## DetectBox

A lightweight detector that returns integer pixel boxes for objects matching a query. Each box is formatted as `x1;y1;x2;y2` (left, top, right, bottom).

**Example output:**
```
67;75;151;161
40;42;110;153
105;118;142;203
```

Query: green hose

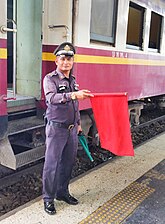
78;133;94;162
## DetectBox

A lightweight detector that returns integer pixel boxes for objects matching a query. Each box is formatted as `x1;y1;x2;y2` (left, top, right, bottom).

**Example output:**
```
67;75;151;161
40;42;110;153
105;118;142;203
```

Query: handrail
48;24;69;38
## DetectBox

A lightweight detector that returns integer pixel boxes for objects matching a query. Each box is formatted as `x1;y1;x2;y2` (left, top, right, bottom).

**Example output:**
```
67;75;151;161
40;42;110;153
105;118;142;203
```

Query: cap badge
64;45;71;52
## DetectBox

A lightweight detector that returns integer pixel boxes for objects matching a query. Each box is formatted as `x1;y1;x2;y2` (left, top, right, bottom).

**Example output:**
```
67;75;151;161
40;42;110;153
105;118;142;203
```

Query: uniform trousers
42;123;78;202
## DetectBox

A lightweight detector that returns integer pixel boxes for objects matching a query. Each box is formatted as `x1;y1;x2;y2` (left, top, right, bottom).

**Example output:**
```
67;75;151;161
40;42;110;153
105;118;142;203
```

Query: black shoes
44;201;56;215
44;194;78;214
56;194;79;205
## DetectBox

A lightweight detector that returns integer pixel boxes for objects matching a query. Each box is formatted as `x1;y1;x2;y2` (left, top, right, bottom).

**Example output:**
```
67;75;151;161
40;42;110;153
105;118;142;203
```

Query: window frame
126;1;145;50
148;11;163;52
90;0;118;45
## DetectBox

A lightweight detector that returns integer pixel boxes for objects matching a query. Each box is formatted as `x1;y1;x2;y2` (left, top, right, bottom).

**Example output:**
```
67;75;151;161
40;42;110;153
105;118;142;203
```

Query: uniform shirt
43;69;80;126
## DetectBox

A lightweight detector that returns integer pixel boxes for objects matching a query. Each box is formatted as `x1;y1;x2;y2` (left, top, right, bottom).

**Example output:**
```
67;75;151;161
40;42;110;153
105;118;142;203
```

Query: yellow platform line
79;181;155;224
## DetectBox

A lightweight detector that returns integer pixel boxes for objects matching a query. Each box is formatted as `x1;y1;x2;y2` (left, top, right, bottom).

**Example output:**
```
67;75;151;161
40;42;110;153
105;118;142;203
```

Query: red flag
90;93;134;156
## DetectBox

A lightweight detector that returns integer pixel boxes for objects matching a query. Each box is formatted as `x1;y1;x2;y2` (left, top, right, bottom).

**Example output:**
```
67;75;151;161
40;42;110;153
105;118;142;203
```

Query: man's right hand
72;90;94;100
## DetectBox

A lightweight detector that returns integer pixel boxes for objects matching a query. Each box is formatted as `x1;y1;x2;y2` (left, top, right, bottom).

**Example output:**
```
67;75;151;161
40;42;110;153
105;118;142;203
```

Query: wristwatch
71;92;77;100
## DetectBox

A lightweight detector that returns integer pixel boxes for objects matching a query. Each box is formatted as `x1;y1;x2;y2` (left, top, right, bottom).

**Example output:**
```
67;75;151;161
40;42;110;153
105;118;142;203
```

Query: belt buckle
68;124;74;130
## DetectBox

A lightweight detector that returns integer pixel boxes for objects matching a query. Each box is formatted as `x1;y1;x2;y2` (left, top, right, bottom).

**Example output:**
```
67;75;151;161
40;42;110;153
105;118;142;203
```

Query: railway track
0;110;165;216
131;114;165;146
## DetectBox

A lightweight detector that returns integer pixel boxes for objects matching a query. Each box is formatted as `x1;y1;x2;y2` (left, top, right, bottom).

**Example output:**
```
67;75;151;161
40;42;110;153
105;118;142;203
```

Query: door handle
0;25;17;33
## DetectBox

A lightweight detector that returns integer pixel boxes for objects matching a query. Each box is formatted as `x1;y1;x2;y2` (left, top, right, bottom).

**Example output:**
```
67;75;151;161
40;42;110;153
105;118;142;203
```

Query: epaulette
47;70;57;77
71;74;76;79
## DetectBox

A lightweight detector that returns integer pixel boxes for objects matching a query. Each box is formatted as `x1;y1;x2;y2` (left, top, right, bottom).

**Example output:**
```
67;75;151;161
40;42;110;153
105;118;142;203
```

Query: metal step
0;137;45;169
0;116;45;170
7;93;36;113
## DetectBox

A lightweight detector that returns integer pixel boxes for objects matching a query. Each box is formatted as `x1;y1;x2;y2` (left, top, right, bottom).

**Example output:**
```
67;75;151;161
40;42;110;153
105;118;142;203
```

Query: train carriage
0;1;8;139
0;0;165;169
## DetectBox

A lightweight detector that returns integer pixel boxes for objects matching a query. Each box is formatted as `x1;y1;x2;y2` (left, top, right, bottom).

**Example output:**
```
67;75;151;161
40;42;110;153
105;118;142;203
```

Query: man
42;42;93;215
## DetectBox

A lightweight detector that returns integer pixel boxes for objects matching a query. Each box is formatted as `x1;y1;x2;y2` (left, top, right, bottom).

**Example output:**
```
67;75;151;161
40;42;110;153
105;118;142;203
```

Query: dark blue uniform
42;69;80;202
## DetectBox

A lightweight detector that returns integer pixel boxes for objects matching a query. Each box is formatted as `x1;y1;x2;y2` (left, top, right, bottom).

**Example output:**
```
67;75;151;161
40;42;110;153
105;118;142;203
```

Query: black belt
48;121;75;130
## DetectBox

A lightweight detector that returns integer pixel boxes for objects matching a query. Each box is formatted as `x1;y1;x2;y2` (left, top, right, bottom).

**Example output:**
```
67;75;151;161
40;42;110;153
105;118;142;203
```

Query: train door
7;0;14;91
0;0;43;169
8;0;43;99
0;0;8;140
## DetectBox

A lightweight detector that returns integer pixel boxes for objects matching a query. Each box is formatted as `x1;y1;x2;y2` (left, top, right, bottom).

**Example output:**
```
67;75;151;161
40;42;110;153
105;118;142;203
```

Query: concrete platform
123;159;165;224
0;133;165;224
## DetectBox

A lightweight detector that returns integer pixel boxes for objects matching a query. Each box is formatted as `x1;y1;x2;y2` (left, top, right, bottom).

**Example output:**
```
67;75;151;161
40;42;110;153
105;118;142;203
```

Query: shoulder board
71;74;76;79
47;70;57;77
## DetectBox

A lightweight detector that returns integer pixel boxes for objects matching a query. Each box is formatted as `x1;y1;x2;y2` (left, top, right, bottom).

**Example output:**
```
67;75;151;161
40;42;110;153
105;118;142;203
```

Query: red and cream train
0;0;165;168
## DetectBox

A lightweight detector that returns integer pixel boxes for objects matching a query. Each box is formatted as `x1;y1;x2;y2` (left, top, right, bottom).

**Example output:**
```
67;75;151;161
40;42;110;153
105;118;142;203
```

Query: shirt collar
56;69;72;80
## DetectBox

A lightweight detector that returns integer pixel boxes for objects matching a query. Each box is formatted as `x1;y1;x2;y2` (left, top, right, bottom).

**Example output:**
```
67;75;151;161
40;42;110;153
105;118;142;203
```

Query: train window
126;2;145;50
148;12;162;52
90;0;118;44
